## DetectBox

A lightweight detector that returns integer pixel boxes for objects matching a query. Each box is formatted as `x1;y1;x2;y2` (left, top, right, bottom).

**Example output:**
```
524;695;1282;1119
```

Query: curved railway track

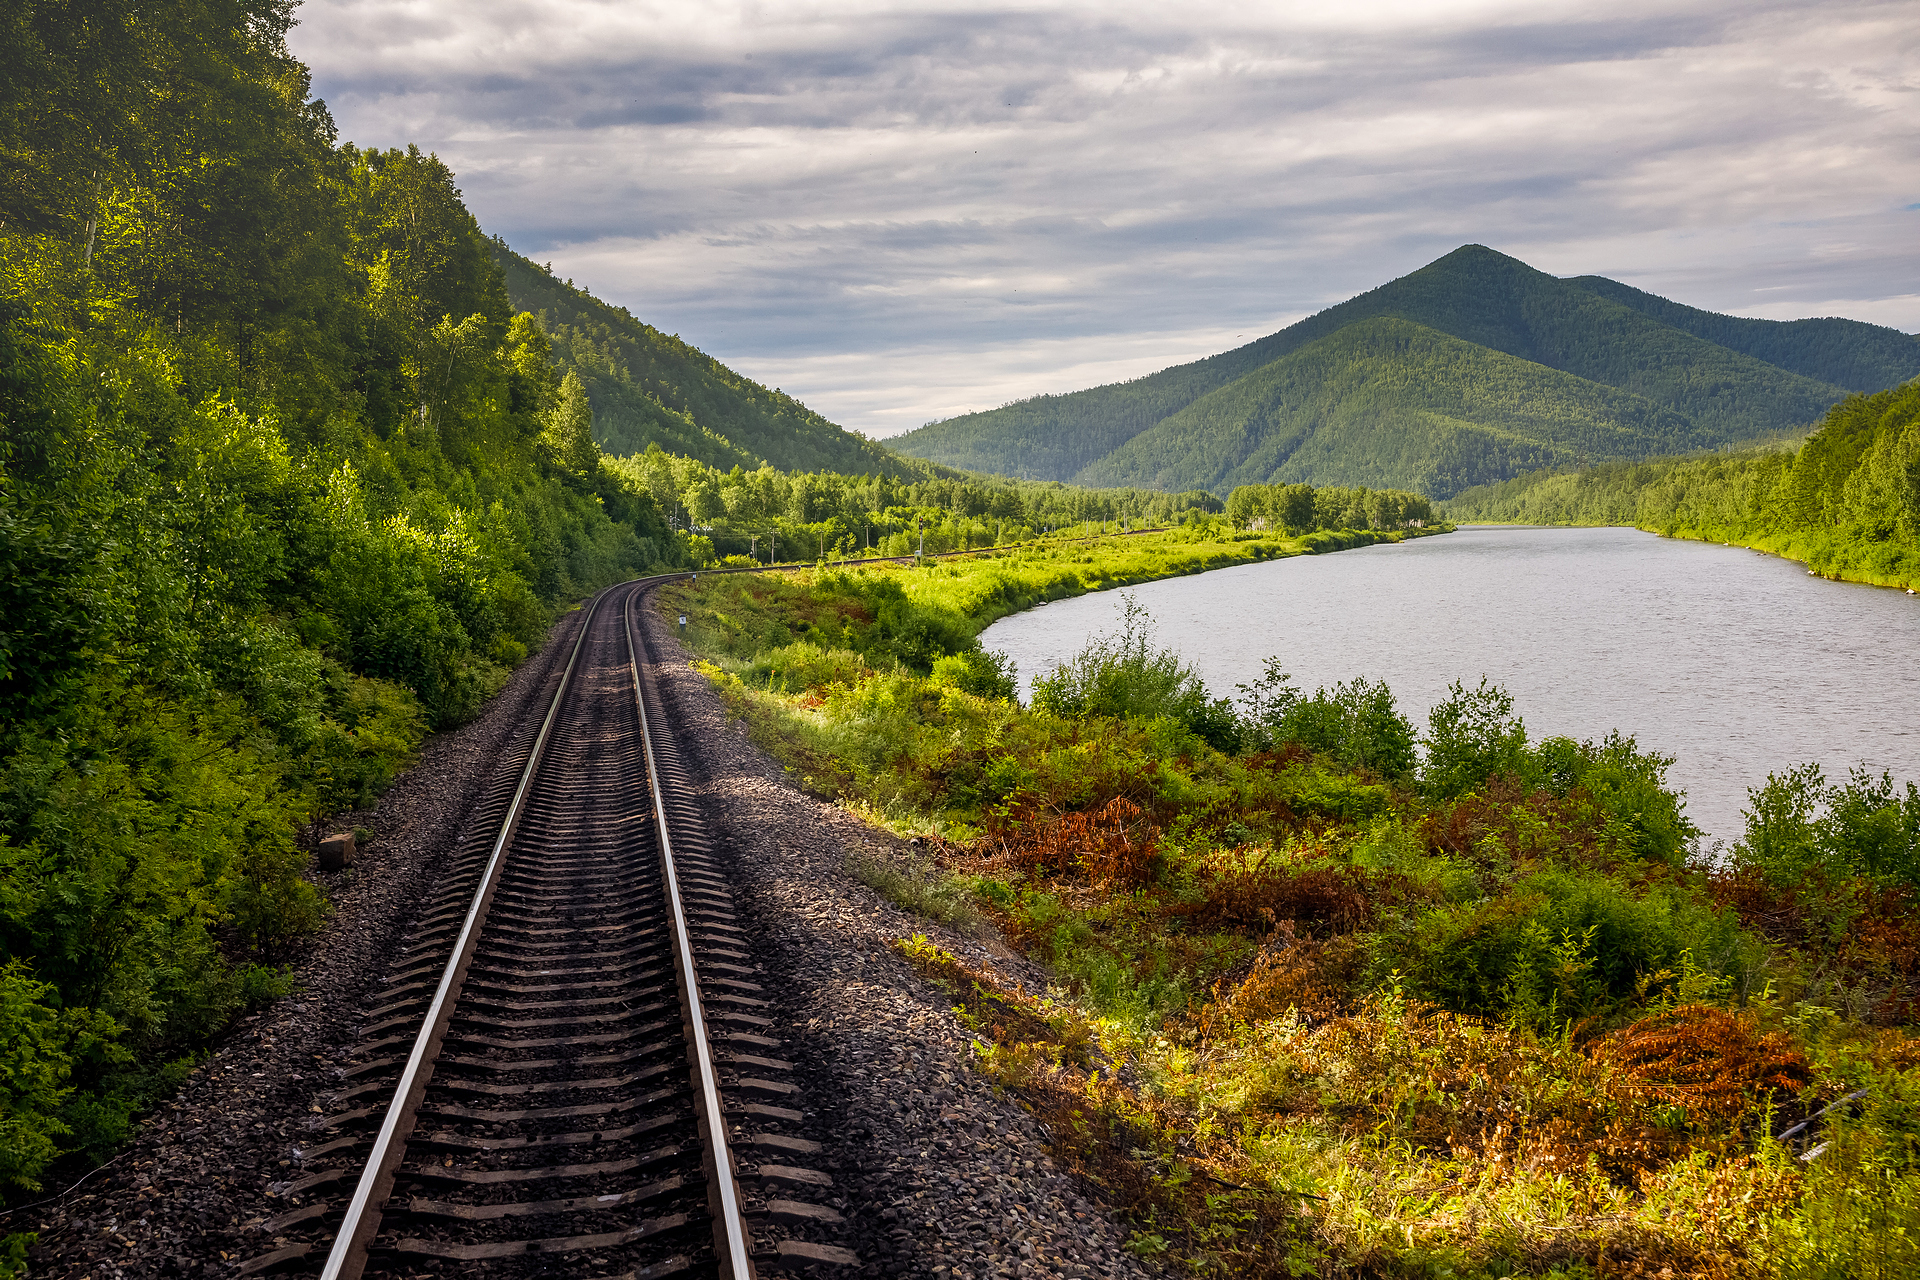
238;577;855;1279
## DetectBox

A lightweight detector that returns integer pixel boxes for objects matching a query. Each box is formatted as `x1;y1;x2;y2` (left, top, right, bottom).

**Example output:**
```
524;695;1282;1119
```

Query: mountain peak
889;246;1916;495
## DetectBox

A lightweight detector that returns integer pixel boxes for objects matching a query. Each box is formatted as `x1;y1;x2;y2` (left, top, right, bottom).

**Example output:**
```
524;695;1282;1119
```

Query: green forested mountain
1078;317;1695;496
1567;275;1920;393
1444;378;1920;588
493;244;909;476
890;245;1910;496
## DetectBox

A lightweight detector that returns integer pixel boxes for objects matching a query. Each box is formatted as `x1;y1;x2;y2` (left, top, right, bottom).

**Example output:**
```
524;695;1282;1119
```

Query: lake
979;525;1920;845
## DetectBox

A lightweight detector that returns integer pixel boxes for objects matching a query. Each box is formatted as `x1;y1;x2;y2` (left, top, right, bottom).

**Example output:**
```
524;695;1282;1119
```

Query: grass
659;527;1920;1279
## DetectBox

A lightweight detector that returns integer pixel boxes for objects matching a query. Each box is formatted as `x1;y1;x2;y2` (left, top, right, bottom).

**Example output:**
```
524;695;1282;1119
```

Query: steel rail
317;586;611;1280
624;581;756;1280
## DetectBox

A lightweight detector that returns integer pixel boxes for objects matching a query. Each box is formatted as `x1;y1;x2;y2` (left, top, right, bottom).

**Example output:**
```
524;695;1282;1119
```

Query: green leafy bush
1735;762;1920;889
1032;596;1238;751
1236;661;1417;779
1378;867;1756;1026
928;649;1018;701
1421;677;1533;799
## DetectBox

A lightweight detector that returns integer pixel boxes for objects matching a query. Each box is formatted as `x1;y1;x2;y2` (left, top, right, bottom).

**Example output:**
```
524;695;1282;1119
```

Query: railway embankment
23;588;1151;1280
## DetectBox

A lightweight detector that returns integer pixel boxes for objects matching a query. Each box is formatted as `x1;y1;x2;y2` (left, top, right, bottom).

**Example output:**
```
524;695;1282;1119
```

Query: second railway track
238;577;855;1279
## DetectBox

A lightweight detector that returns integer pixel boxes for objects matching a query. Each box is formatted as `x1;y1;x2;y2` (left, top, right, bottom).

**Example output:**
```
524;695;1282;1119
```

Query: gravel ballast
16;612;581;1279
640;603;1155;1280
15;592;1158;1280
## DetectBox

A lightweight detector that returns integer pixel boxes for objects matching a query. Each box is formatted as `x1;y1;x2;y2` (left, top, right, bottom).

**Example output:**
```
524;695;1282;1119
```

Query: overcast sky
292;0;1920;438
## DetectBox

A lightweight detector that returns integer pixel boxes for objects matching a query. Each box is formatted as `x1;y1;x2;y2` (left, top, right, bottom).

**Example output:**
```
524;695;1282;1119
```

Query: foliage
0;4;697;1195
891;244;1912;494
669;539;1920;1276
493;241;911;474
1444;378;1920;589
601;441;1225;565
1422;677;1534;799
1733;763;1920;891
1031;596;1239;752
1235;661;1418;780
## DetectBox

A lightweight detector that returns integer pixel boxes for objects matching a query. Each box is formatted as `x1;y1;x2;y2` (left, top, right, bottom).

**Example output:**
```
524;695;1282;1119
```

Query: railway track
237;577;855;1279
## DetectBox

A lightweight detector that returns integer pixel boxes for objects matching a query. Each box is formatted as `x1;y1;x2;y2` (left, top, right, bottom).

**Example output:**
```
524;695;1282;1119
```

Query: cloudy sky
292;0;1920;438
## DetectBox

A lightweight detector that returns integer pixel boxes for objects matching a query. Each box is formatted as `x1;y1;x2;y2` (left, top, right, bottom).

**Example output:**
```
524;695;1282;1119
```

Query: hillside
493;243;910;476
1079;317;1695;497
1443;377;1920;588
0;9;719;1195
1566;274;1920;393
890;245;1904;494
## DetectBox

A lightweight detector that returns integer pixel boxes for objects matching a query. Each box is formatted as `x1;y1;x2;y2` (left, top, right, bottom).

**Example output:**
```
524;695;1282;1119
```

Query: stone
316;833;356;872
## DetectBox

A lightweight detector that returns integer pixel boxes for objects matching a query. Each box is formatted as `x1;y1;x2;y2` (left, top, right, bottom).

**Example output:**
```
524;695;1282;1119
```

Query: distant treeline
1224;482;1435;533
604;447;1224;561
1446;380;1920;587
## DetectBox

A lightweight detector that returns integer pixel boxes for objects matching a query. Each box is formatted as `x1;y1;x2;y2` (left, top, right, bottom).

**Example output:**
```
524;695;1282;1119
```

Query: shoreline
1448;519;1920;593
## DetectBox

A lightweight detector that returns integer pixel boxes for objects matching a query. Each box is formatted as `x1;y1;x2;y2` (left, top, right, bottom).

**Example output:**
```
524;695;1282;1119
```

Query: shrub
0;961;119;1191
1032;595;1237;751
745;641;871;694
929;648;1018;700
1421;677;1531;800
1533;731;1697;866
1736;763;1920;890
1594;1004;1812;1130
1378;868;1756;1027
1238;663;1417;779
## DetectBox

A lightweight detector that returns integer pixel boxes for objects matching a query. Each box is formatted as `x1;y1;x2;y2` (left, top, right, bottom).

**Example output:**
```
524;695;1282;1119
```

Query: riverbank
1452;515;1920;592
1440;379;1920;593
864;519;1452;641
658;531;1920;1279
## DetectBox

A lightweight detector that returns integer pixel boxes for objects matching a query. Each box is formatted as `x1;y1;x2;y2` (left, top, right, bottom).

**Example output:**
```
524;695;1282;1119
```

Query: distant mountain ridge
492;242;912;476
888;246;1920;497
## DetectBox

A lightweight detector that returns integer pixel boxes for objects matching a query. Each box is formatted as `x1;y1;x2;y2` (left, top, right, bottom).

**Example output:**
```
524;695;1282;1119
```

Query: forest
1445;379;1920;589
663;555;1920;1278
1079;316;1693;498
491;243;911;476
604;446;1230;563
892;245;1919;494
0;1;698;1200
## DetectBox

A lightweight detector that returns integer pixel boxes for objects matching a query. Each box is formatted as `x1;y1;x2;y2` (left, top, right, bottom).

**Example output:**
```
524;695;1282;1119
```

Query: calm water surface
980;525;1920;844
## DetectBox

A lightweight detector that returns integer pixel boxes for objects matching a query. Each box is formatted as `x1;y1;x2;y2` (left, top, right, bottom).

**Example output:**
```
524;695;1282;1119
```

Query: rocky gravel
642;604;1157;1280
15;593;1159;1280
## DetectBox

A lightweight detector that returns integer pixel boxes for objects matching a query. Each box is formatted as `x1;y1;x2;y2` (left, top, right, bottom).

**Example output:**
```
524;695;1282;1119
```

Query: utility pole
917;517;924;561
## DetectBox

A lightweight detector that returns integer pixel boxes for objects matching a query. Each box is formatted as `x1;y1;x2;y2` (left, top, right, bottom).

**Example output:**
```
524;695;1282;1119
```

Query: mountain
1564;275;1920;393
492;243;911;476
1078;316;1695;497
889;246;1919;497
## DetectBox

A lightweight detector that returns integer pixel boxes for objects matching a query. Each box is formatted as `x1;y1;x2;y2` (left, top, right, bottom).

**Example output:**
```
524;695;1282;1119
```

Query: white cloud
291;0;1920;438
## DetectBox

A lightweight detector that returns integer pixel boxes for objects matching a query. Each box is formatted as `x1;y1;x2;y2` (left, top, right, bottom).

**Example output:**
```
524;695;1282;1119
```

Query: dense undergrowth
664;537;1920;1279
1444;379;1920;590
